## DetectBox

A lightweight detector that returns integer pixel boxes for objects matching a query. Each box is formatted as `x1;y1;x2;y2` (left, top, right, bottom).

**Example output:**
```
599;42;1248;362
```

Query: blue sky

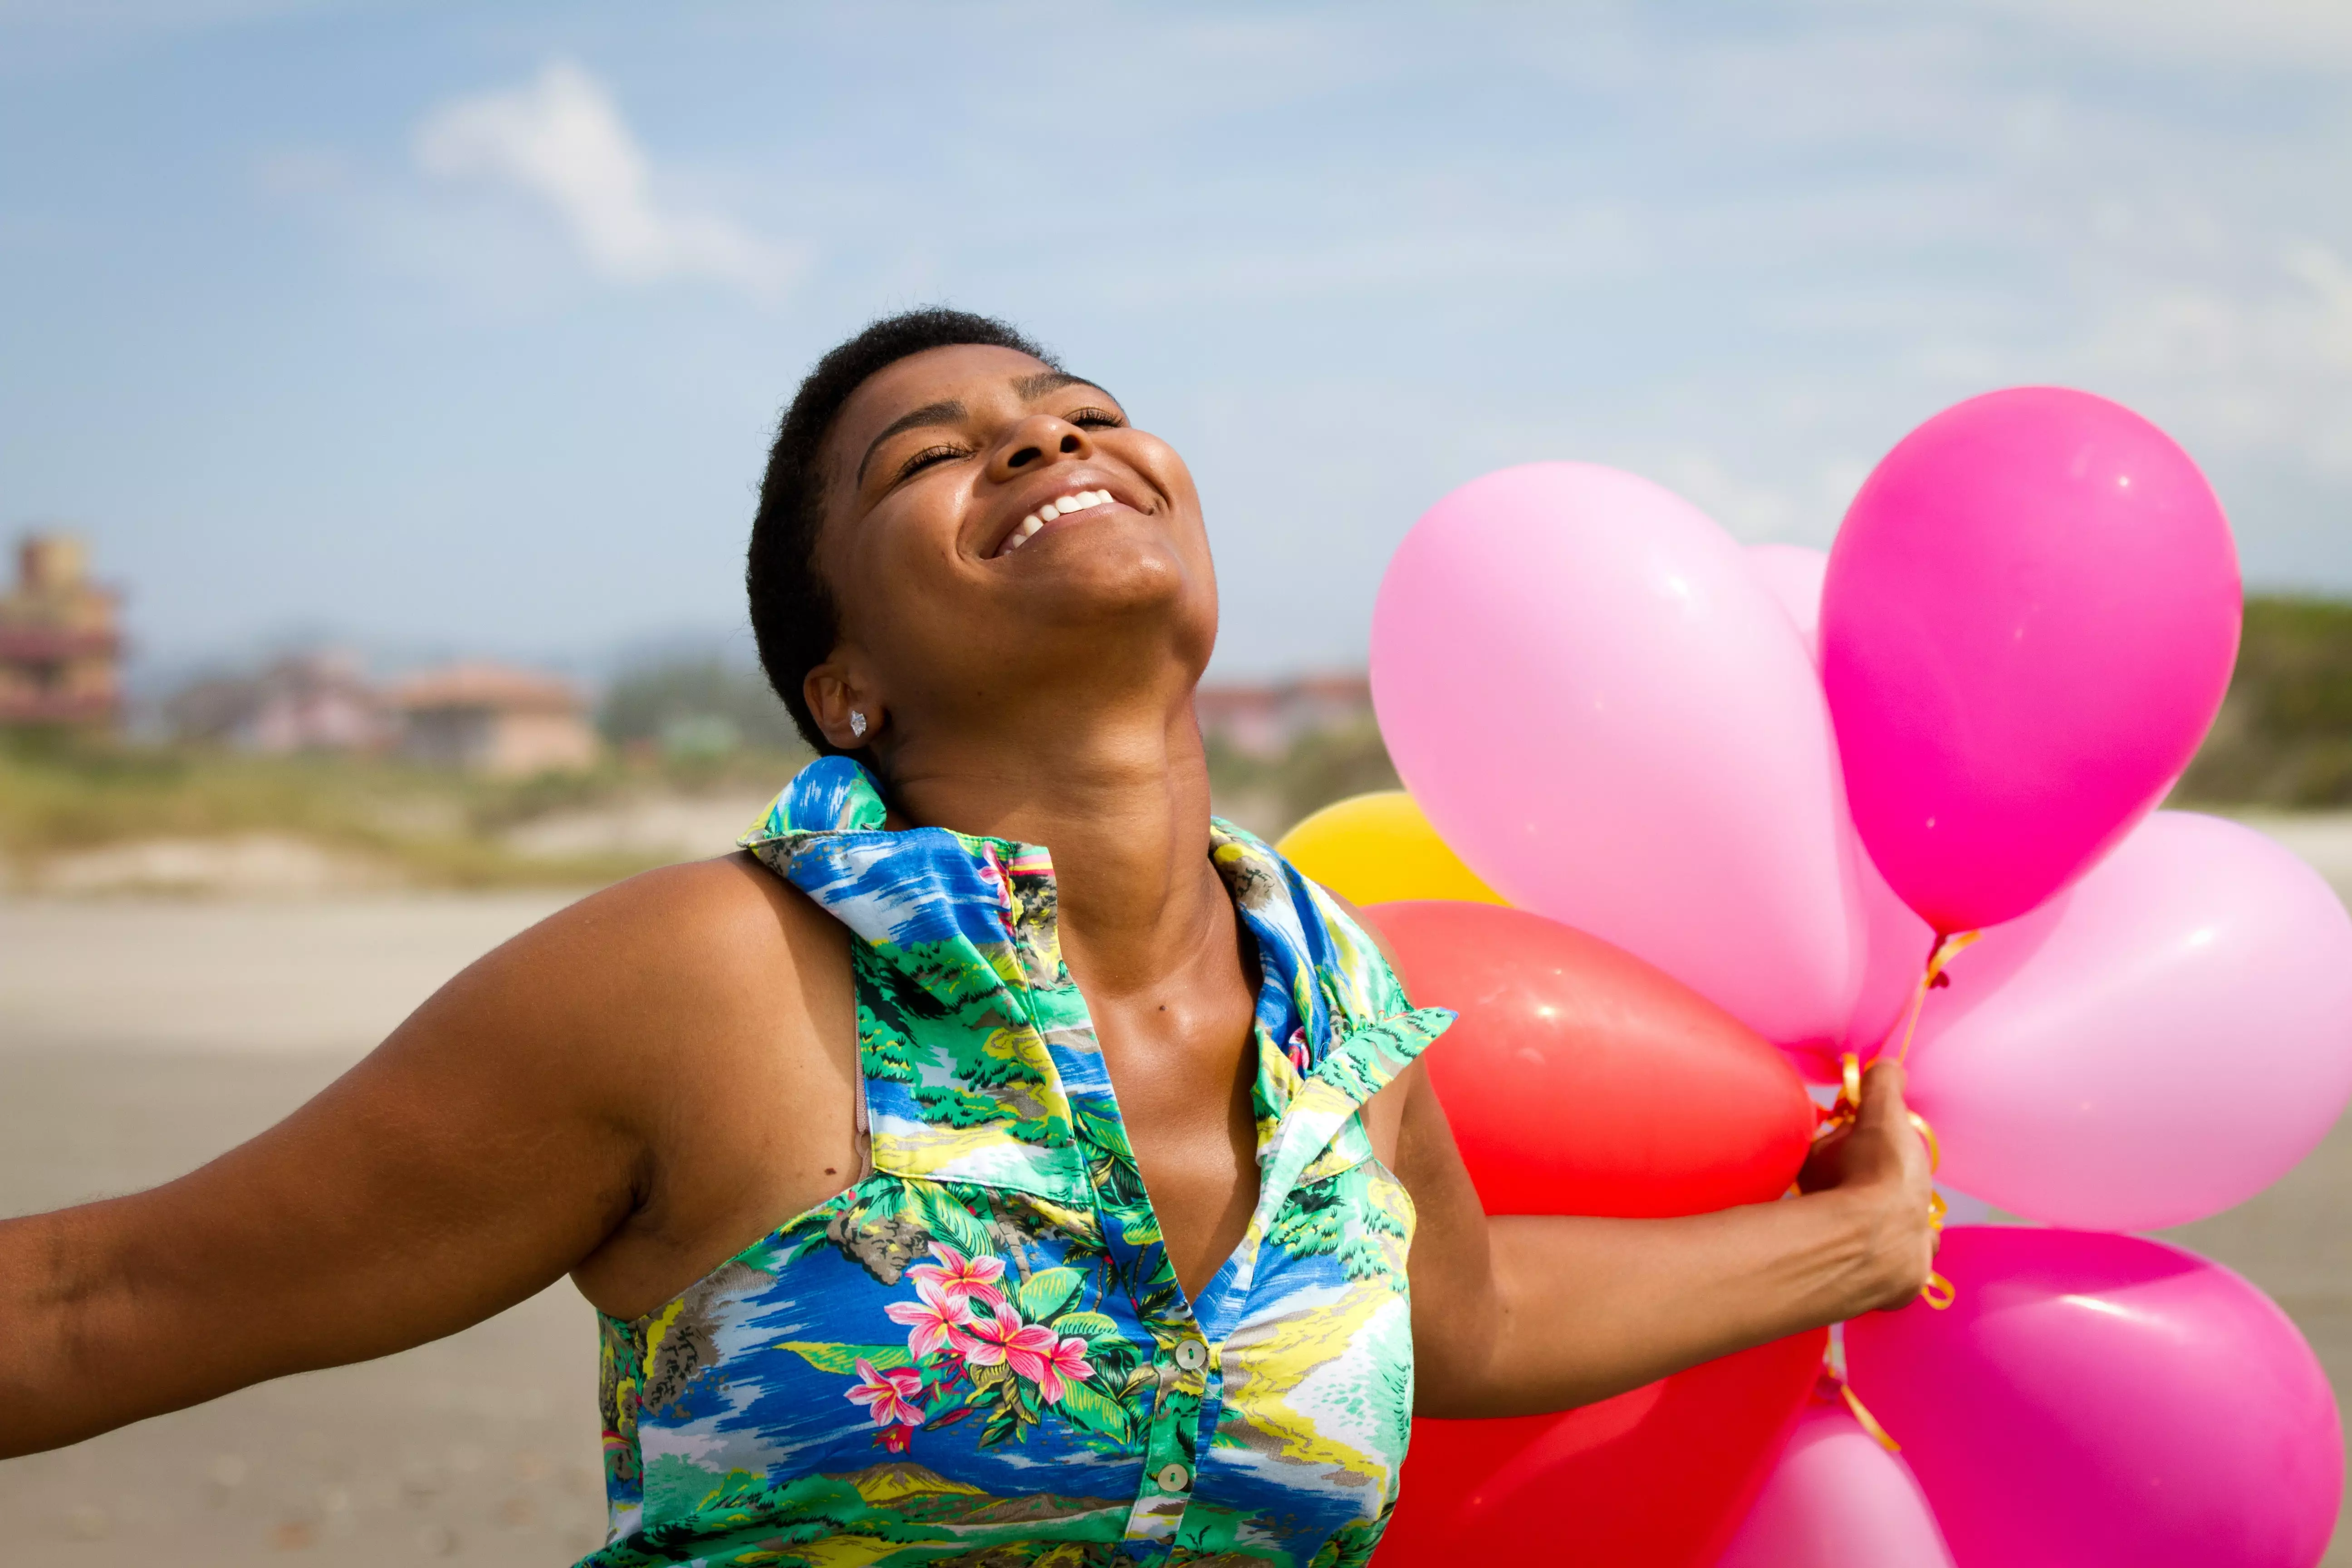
5;1;2351;683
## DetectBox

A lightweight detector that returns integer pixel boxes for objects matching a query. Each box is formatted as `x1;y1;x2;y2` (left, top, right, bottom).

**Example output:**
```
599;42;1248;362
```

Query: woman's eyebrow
857;399;965;482
1015;370;1118;404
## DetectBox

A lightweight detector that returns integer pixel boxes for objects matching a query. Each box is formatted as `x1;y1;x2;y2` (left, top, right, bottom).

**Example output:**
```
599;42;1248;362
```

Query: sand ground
2;828;2349;1565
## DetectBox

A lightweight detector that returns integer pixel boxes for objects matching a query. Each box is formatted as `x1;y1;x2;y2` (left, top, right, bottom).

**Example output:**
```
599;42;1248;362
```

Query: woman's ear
804;662;883;751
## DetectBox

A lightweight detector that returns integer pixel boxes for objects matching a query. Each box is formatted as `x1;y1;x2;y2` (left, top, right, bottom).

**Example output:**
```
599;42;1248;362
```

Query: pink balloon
1846;1227;2342;1568
1840;836;1938;1062
1823;387;2241;935
1740;540;1935;1081
1373;463;1863;1046
1716;1396;1955;1568
1744;542;1829;666
1903;810;2352;1231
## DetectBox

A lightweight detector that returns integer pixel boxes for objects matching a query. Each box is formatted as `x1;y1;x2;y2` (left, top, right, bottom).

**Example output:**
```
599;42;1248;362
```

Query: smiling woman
0;307;1938;1568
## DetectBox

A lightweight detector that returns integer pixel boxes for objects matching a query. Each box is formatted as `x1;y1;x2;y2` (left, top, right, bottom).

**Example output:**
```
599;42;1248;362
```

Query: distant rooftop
389;662;584;716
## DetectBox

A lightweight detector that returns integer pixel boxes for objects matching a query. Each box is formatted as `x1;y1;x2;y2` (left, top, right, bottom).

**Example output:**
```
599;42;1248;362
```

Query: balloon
1744;542;1829;666
1275;790;1504;906
1377;1328;1827;1568
1822;387;2241;934
1738;539;1936;1081
1830;834;1939;1073
1368;900;1817;1216
1846;1228;2342;1568
1715;1394;1955;1568
1904;810;2352;1232
1372;462;1864;1047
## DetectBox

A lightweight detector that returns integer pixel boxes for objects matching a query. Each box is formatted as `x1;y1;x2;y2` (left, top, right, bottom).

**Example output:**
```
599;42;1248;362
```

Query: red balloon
1367;900;1818;1216
1377;1328;1828;1568
1362;901;1826;1567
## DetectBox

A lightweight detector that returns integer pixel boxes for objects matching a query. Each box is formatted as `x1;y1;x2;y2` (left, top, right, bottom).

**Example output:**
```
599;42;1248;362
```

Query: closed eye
1065;406;1124;429
894;442;969;482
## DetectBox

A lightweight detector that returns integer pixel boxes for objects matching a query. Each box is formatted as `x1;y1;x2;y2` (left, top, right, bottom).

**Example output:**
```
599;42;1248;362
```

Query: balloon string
1887;929;1982;1067
1838;1380;1904;1454
1819;1337;1901;1453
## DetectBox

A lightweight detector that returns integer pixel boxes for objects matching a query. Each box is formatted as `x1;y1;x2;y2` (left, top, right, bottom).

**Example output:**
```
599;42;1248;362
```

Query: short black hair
747;308;1057;752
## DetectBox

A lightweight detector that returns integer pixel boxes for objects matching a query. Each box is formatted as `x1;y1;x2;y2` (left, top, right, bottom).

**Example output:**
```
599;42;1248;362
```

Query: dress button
1156;1462;1192;1493
1175;1339;1209;1371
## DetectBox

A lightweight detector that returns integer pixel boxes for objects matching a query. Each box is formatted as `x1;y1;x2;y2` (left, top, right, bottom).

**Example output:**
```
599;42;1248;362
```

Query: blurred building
166;650;392;753
1194;673;1373;758
0;533;123;730
390;662;600;777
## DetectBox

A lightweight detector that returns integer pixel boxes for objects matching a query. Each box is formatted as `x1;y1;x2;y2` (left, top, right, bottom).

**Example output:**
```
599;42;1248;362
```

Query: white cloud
412;60;801;299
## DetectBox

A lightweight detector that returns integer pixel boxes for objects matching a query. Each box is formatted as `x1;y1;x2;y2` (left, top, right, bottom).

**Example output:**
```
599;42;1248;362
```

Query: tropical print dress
578;757;1454;1568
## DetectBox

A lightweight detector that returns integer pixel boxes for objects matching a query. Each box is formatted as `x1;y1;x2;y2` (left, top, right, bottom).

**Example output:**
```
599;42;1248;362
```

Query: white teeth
996;492;1116;558
1000;515;1044;556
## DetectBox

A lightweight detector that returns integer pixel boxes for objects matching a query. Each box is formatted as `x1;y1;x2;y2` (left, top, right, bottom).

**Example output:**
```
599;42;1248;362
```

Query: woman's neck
879;692;1235;1003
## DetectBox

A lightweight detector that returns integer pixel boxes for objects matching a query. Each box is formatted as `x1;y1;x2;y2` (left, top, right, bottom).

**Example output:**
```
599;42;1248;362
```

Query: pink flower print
845;1358;926;1430
906;1243;1007;1312
1029;1334;1095;1403
974;844;1013;913
960;1305;1060;1379
961;1308;1091;1400
1286;1025;1313;1073
884;1274;975;1361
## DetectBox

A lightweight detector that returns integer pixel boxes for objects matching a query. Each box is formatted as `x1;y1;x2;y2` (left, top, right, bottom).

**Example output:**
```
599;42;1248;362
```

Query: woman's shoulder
425;851;848;1088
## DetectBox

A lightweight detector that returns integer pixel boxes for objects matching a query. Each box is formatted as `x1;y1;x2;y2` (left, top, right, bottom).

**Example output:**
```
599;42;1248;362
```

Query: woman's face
808;343;1217;749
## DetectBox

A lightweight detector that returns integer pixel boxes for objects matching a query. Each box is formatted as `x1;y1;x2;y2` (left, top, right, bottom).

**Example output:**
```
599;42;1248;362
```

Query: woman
0;309;1935;1567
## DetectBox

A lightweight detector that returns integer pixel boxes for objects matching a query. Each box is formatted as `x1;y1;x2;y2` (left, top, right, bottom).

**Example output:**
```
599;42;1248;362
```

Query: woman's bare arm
1394;1056;1934;1418
0;854;847;1459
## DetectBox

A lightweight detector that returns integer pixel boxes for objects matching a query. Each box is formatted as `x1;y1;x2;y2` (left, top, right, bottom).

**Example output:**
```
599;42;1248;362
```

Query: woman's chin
1003;536;1206;628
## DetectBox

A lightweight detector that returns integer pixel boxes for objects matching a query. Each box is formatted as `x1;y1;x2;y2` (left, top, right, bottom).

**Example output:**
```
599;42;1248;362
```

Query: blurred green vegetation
2176;596;2352;808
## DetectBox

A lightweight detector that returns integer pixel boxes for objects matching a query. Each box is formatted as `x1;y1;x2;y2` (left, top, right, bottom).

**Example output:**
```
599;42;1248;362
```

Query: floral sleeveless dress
577;758;1453;1568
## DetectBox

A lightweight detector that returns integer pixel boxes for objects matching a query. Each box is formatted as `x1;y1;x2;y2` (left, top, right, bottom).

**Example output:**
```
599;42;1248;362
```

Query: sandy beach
3;825;2349;1564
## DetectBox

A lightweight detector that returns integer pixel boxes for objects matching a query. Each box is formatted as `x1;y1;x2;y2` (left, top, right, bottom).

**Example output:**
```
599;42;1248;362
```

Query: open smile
992;489;1121;558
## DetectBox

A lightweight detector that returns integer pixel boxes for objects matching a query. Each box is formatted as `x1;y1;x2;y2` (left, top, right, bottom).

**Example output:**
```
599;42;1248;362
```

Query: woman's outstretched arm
1396;1056;1936;1418
0;855;848;1459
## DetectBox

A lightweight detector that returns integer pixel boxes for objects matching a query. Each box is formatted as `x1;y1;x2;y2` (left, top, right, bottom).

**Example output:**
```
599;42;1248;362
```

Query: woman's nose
990;414;1092;478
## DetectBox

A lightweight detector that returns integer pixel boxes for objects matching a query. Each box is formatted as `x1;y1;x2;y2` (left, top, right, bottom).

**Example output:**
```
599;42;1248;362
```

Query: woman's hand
1797;1060;1941;1316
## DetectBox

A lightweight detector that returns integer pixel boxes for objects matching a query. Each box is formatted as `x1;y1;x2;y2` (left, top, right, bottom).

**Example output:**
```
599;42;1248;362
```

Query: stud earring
849;710;867;739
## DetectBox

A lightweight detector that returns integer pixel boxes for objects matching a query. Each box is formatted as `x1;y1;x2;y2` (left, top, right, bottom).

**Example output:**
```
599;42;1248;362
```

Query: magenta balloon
1744;542;1830;667
1372;462;1864;1048
1822;387;2241;934
1906;811;2352;1232
1846;1228;2342;1568
1716;1398;1955;1568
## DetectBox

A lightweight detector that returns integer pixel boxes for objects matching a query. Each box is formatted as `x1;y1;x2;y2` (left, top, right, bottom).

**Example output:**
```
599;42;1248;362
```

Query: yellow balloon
1275;790;1507;907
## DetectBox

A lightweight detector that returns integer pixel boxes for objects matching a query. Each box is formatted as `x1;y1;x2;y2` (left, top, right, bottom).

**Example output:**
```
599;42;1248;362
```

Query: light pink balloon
1740;541;1935;1080
1823;387;2241;935
1716;1397;1955;1568
1743;542;1829;666
1841;839;1939;1063
1373;463;1863;1046
1907;811;2352;1232
1847;1227;2342;1568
